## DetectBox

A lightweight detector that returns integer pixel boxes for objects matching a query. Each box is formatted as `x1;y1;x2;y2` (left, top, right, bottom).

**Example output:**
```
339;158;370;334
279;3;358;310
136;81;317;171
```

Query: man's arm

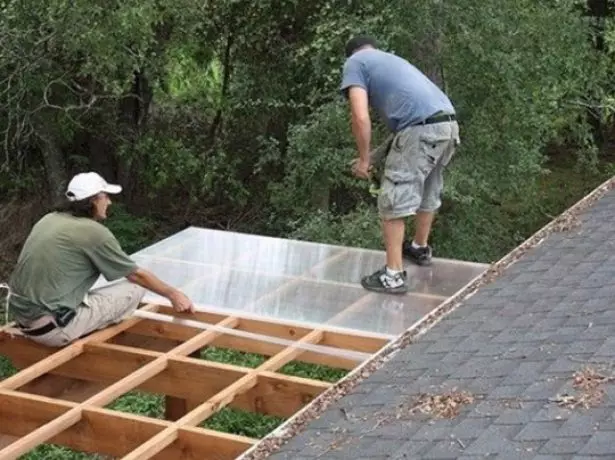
348;86;371;164
84;230;195;314
127;267;194;313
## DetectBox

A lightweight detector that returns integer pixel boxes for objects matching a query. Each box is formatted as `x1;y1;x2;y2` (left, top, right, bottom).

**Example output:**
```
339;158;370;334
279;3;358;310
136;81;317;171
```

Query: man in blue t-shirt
340;34;460;295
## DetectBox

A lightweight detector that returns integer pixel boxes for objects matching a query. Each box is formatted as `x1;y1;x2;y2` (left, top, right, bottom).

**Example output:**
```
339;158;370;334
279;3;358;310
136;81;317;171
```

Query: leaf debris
398;389;475;420
553;366;615;409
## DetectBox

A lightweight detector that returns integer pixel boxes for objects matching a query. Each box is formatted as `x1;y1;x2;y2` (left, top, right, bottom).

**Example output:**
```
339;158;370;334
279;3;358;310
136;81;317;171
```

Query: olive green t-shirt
8;212;138;321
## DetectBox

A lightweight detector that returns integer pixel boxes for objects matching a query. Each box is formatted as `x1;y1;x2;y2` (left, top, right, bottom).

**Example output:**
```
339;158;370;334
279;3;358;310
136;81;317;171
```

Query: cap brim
104;184;122;195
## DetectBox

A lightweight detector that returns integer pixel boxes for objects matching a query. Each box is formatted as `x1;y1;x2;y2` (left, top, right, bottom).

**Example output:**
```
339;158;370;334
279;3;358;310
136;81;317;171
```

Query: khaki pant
26;281;146;347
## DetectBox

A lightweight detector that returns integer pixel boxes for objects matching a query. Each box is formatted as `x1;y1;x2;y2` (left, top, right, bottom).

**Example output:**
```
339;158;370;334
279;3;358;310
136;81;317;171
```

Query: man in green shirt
7;171;195;347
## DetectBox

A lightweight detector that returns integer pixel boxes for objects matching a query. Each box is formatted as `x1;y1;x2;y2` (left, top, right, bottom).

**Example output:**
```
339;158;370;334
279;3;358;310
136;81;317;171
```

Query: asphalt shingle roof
261;183;615;459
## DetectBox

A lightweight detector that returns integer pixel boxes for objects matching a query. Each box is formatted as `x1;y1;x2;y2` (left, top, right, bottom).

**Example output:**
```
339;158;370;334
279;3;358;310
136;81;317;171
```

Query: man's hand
168;289;195;313
127;268;196;314
351;158;371;179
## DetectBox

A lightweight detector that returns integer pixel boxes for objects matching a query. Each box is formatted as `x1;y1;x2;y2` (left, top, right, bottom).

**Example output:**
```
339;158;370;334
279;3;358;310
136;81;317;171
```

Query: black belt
18;321;57;336
18;308;77;336
418;113;456;125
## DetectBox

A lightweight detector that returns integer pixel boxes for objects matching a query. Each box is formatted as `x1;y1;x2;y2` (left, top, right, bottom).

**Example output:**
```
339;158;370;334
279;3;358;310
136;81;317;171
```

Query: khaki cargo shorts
376;120;460;220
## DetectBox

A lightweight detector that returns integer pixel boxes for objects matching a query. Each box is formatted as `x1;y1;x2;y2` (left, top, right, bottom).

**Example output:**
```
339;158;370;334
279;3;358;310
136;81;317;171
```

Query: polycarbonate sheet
247;280;367;325
326;292;444;336
96;227;488;337
310;249;487;297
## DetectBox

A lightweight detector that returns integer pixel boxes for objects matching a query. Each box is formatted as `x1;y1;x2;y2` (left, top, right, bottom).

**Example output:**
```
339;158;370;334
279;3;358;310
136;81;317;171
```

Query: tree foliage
0;0;614;263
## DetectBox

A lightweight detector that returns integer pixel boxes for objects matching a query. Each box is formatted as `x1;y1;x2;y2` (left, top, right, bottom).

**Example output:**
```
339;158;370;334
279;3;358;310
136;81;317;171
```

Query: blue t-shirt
340;48;455;132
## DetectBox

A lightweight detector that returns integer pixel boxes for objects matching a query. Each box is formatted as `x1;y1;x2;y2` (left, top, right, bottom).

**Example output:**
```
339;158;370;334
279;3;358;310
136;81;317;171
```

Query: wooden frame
0;302;390;459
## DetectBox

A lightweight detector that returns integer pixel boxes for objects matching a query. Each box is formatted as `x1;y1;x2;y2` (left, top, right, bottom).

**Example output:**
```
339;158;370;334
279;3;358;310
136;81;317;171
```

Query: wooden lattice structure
0;304;390;459
0;227;487;459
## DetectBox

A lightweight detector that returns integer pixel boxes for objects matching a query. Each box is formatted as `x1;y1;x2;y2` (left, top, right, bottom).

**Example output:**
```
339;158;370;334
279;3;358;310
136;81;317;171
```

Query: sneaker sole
403;253;433;266
360;281;408;295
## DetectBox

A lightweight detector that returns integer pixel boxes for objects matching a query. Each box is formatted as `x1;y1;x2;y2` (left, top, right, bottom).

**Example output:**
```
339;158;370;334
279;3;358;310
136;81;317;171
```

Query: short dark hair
345;34;378;57
53;198;96;218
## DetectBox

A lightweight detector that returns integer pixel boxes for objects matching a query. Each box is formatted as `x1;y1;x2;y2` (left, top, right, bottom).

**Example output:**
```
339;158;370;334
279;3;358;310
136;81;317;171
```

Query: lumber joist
1;339;330;417
0;298;385;459
0;390;255;459
123;305;388;369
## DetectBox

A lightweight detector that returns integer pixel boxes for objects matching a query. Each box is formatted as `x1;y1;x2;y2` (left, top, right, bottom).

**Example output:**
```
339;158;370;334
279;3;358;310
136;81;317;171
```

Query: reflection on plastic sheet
96;227;488;337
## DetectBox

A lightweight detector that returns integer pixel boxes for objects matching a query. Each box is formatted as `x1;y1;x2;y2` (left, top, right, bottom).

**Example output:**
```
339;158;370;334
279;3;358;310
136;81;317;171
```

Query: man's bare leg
413;210;435;246
403;210;434;266
383;217;405;271
360;216;408;294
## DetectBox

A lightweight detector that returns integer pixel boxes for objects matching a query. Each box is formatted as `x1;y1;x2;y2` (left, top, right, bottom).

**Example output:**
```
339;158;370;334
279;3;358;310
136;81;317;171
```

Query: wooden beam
0;316;241;459
113;331;182;352
124;307;231;344
10;340;329;419
120;328;327;459
126;313;373;370
134;304;390;351
0;390;164;456
94;345;330;417
120;372;260;460
0;333;56;370
320;329;387;354
18;374;108;403
0;435;15;450
209;334;359;370
0;389;73;435
165;347;202;421
0;309;385;380
238;372;330;416
153;427;256;460
257;329;324;372
0;334;84;391
0;303;160;390
0;332;248;399
0;355;169;459
0;389;256;459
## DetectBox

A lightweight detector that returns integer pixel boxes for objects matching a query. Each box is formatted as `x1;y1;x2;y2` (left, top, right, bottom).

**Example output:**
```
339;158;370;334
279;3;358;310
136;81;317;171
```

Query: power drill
369;165;381;197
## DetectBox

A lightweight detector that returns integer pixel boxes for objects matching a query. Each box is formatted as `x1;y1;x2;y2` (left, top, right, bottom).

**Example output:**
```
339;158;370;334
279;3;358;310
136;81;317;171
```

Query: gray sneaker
360;266;408;295
402;240;433;266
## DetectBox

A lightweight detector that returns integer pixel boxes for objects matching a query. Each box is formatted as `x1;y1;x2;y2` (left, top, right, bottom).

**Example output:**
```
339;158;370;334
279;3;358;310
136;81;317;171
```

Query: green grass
279;361;348;382
199;346;267;368
197;346;349;382
19;445;107;460
200;407;285;438
105;391;165;419
0;355;16;379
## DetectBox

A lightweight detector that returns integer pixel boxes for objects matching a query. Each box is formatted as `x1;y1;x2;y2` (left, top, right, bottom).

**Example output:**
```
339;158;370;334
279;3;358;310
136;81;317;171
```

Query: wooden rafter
0;298;389;459
0;389;256;458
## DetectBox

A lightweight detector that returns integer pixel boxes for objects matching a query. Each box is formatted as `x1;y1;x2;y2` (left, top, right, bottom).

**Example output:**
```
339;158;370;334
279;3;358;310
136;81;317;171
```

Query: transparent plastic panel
325;292;444;336
310;248;487;297
133;227;260;266
247;280;367;325
99;227;488;337
231;238;344;277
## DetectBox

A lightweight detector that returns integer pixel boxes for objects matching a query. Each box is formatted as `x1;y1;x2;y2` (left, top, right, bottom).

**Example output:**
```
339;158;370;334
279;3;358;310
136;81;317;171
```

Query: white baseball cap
65;172;122;202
